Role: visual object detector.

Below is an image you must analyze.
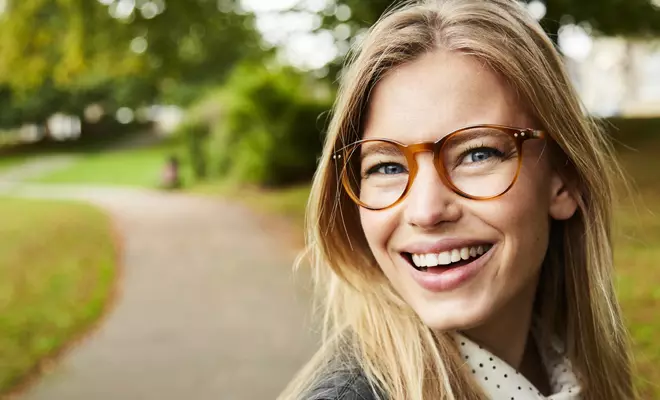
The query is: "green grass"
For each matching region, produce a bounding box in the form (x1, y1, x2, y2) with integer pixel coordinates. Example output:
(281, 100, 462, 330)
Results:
(616, 197, 660, 397)
(0, 158, 25, 173)
(0, 198, 117, 394)
(33, 143, 189, 188)
(0, 128, 180, 188)
(613, 130, 660, 397)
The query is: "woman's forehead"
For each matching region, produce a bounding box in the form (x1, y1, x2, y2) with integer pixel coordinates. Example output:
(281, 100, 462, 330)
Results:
(361, 50, 528, 143)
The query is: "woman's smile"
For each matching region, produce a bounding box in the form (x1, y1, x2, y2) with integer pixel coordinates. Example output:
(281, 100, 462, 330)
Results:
(399, 241, 497, 292)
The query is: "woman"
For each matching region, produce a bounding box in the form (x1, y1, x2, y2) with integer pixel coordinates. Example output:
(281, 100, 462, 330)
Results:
(280, 0, 634, 398)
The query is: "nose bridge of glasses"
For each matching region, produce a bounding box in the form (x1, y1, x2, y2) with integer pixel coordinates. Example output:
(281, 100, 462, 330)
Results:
(405, 142, 443, 175)
(404, 142, 451, 192)
(405, 142, 437, 157)
(401, 142, 436, 181)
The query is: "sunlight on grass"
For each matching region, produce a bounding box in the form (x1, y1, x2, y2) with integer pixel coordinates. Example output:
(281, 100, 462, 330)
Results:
(32, 144, 189, 188)
(0, 198, 117, 394)
(0, 157, 34, 173)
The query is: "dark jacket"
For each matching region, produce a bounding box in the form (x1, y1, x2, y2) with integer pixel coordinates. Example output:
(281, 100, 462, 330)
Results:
(304, 362, 381, 400)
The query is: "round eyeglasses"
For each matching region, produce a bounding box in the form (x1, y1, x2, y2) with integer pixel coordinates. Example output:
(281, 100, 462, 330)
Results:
(333, 124, 546, 211)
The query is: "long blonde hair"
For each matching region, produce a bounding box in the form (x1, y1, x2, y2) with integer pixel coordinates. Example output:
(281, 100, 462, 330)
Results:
(279, 1, 634, 398)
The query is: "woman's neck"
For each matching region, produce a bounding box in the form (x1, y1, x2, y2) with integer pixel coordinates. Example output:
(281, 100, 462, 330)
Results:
(461, 280, 549, 391)
(520, 331, 552, 395)
(463, 303, 531, 368)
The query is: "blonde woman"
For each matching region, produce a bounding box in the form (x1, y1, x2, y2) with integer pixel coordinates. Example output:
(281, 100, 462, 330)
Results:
(280, 0, 634, 398)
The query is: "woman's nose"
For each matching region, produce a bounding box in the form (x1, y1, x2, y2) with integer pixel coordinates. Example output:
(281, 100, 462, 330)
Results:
(403, 154, 461, 229)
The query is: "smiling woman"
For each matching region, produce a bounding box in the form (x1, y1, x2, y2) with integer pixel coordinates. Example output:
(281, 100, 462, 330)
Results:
(278, 1, 634, 399)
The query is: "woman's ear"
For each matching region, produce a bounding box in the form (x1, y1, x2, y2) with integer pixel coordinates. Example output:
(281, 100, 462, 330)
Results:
(549, 171, 578, 221)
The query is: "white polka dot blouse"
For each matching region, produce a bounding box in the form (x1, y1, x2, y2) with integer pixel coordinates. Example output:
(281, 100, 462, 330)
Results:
(452, 332, 581, 399)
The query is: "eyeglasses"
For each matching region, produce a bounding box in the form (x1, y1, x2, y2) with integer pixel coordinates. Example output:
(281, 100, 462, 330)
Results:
(333, 124, 546, 211)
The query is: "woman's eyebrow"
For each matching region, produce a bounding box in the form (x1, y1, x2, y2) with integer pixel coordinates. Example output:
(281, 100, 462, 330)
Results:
(439, 128, 493, 144)
(360, 144, 403, 160)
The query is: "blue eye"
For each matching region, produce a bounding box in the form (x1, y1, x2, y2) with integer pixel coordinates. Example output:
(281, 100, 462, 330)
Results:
(462, 148, 503, 164)
(367, 163, 406, 175)
(471, 150, 494, 162)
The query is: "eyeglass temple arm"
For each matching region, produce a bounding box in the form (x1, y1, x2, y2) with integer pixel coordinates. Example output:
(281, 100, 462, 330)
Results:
(523, 129, 546, 139)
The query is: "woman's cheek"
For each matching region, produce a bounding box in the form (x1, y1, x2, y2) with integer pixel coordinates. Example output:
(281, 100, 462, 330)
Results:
(360, 208, 398, 256)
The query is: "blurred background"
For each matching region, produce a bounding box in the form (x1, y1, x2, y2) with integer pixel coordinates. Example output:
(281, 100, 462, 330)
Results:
(0, 0, 658, 399)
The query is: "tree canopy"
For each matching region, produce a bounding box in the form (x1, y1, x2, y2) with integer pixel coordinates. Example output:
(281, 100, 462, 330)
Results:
(0, 0, 658, 129)
(322, 0, 660, 39)
(0, 0, 263, 127)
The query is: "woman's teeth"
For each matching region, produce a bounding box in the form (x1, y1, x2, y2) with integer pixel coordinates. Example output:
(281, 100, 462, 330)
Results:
(410, 245, 492, 268)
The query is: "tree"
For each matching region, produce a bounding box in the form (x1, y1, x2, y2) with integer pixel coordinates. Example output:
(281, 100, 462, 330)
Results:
(0, 0, 142, 94)
(0, 0, 264, 129)
(321, 0, 660, 47)
(538, 0, 660, 40)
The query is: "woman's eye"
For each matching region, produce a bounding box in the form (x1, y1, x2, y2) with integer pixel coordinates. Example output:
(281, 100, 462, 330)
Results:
(461, 148, 502, 164)
(366, 163, 406, 175)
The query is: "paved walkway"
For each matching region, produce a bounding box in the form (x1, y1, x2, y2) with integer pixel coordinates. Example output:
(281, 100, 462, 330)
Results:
(2, 184, 317, 400)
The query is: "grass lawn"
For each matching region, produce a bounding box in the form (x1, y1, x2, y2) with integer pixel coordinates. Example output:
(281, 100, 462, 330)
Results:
(613, 131, 660, 397)
(0, 198, 117, 395)
(0, 128, 188, 188)
(616, 203, 660, 398)
(0, 156, 36, 174)
(33, 143, 189, 188)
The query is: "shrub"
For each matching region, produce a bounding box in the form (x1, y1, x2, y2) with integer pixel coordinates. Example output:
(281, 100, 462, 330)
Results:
(175, 119, 209, 180)
(202, 63, 332, 186)
(172, 89, 224, 180)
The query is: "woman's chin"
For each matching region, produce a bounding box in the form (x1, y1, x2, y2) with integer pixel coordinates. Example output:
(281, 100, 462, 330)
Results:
(412, 298, 493, 333)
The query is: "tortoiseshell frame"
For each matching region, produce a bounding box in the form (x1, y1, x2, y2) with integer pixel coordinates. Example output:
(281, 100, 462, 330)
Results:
(332, 124, 546, 211)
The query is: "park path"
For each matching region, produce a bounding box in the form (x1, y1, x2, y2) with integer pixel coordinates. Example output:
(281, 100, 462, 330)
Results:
(3, 183, 318, 400)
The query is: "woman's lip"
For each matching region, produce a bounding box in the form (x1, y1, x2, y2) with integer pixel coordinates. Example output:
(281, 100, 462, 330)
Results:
(403, 245, 495, 292)
(400, 238, 494, 255)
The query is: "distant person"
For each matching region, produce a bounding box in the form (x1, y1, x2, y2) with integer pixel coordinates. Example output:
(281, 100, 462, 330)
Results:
(161, 155, 181, 189)
(280, 1, 633, 399)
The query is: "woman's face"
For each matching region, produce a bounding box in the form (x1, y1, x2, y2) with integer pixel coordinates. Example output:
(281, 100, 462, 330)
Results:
(358, 50, 577, 333)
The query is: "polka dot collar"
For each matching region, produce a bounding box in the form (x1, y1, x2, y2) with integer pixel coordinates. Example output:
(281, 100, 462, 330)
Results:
(452, 331, 581, 399)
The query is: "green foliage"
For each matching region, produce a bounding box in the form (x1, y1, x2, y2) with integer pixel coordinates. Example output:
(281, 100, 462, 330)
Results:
(204, 63, 332, 186)
(176, 119, 211, 181)
(539, 0, 660, 39)
(342, 0, 660, 36)
(174, 63, 332, 186)
(170, 84, 225, 181)
(0, 0, 142, 92)
(0, 0, 261, 93)
(321, 0, 660, 52)
(0, 0, 264, 129)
